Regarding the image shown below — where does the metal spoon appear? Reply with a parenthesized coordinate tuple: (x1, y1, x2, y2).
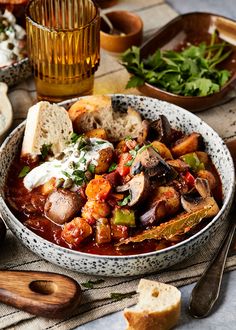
(189, 195, 236, 318)
(100, 10, 114, 34)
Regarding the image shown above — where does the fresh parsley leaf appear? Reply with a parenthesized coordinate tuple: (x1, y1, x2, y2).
(138, 144, 152, 154)
(108, 163, 117, 172)
(81, 279, 105, 289)
(125, 135, 132, 141)
(118, 194, 131, 206)
(72, 169, 86, 185)
(121, 34, 232, 97)
(126, 75, 145, 89)
(76, 135, 88, 150)
(95, 140, 106, 145)
(40, 144, 52, 160)
(125, 159, 133, 167)
(70, 132, 80, 143)
(62, 170, 71, 178)
(88, 163, 95, 173)
(110, 291, 136, 301)
(18, 166, 30, 178)
(124, 148, 139, 166)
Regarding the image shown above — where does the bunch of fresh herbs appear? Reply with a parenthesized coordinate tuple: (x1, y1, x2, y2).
(121, 32, 232, 96)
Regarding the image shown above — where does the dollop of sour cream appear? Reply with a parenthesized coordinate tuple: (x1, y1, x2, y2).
(24, 137, 113, 191)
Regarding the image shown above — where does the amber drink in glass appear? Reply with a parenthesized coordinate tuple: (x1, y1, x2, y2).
(26, 0, 100, 102)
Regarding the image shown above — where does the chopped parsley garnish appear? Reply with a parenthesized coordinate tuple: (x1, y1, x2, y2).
(76, 135, 88, 150)
(88, 163, 96, 173)
(70, 132, 80, 143)
(125, 135, 132, 141)
(118, 194, 131, 206)
(40, 144, 52, 160)
(72, 170, 86, 185)
(108, 162, 117, 172)
(124, 147, 140, 167)
(81, 279, 105, 289)
(95, 140, 107, 145)
(110, 291, 136, 301)
(18, 166, 30, 178)
(62, 170, 70, 178)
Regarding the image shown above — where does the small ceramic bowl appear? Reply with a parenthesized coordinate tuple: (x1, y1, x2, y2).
(0, 95, 235, 277)
(0, 83, 13, 144)
(0, 57, 31, 88)
(100, 10, 143, 54)
(136, 12, 236, 112)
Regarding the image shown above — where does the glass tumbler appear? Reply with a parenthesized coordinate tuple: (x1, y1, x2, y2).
(26, 0, 100, 102)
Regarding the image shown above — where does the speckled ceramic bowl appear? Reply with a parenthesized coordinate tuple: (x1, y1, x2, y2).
(0, 57, 31, 87)
(0, 95, 235, 276)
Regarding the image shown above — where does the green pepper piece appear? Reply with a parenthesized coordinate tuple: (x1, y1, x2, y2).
(112, 208, 136, 227)
(181, 152, 205, 172)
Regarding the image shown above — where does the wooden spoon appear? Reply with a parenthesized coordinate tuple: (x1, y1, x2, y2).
(0, 218, 81, 318)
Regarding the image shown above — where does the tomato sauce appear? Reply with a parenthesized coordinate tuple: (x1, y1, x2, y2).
(5, 142, 223, 256)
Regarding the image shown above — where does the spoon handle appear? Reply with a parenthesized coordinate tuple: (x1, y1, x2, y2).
(0, 270, 81, 318)
(189, 209, 236, 318)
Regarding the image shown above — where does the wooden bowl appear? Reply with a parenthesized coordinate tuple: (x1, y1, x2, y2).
(137, 12, 236, 112)
(100, 10, 143, 54)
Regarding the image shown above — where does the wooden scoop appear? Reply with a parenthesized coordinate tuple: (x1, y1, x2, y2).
(0, 218, 82, 318)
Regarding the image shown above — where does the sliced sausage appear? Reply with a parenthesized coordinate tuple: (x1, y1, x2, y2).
(44, 189, 84, 225)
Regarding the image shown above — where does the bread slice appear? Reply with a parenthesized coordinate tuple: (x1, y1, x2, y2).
(68, 95, 143, 141)
(21, 101, 73, 157)
(124, 279, 181, 330)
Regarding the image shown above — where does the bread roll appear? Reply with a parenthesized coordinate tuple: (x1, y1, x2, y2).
(21, 101, 73, 157)
(124, 279, 181, 330)
(68, 95, 143, 142)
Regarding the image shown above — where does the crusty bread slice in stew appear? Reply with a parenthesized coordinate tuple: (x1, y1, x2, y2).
(68, 95, 143, 142)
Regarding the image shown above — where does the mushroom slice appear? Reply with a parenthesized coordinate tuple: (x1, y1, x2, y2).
(181, 178, 219, 218)
(195, 177, 211, 198)
(148, 115, 172, 144)
(140, 200, 166, 226)
(140, 186, 180, 226)
(131, 145, 176, 179)
(116, 172, 149, 206)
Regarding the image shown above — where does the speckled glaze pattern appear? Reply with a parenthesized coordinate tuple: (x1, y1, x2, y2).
(0, 58, 32, 87)
(0, 95, 235, 276)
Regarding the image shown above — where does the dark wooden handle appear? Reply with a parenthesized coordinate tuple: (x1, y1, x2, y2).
(0, 271, 82, 318)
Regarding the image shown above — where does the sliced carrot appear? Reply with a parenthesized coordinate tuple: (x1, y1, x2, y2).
(85, 177, 112, 201)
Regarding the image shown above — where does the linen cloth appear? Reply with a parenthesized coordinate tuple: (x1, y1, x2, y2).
(1, 0, 236, 329)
